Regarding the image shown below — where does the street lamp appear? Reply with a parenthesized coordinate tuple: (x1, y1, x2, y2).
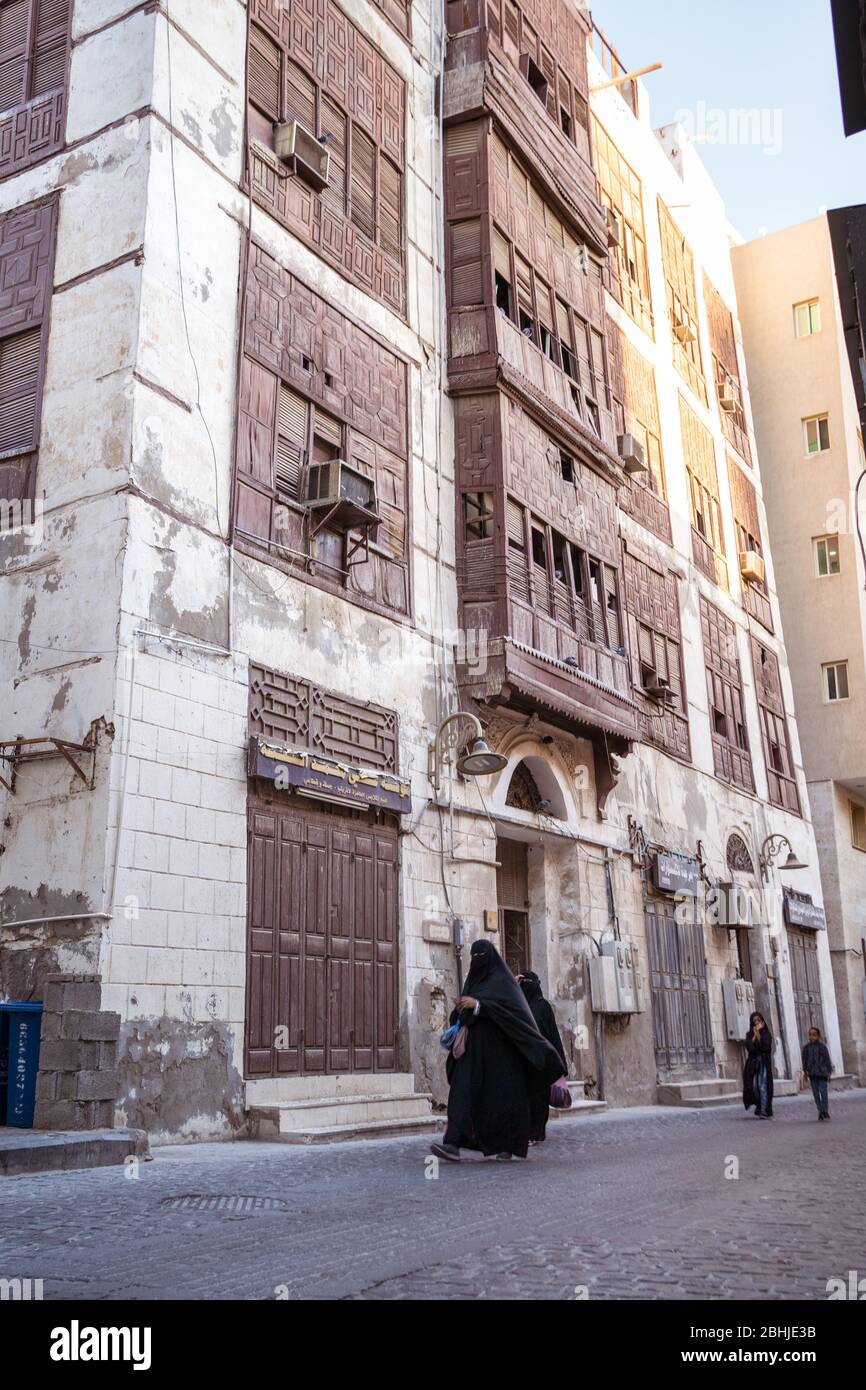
(428, 712, 508, 793)
(759, 833, 807, 882)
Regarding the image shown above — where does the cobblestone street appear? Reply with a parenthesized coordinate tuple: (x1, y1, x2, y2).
(2, 1090, 865, 1301)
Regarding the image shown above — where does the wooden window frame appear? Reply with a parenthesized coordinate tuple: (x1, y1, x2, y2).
(851, 800, 866, 853)
(0, 0, 72, 181)
(592, 117, 653, 336)
(659, 199, 706, 404)
(700, 596, 754, 793)
(751, 638, 801, 815)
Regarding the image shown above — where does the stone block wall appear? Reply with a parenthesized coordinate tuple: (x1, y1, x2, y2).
(34, 975, 120, 1131)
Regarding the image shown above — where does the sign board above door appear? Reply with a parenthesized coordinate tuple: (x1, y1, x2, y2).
(248, 736, 412, 814)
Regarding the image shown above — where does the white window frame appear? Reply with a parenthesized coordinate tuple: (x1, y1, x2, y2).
(803, 413, 830, 456)
(823, 660, 850, 703)
(794, 299, 821, 338)
(813, 534, 841, 578)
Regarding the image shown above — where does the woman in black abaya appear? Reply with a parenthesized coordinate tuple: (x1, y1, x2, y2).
(743, 1011, 774, 1118)
(519, 971, 568, 1142)
(431, 940, 563, 1163)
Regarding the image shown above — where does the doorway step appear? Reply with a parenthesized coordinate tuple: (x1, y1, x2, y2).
(657, 1078, 741, 1107)
(245, 1073, 441, 1144)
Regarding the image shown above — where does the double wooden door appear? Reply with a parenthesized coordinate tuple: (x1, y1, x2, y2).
(245, 797, 398, 1077)
(645, 898, 715, 1072)
(788, 928, 825, 1048)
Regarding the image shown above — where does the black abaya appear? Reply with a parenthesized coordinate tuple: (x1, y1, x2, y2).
(443, 941, 563, 1158)
(520, 972, 567, 1142)
(742, 1025, 774, 1114)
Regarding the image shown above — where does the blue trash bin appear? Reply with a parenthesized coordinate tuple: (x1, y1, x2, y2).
(0, 1003, 44, 1127)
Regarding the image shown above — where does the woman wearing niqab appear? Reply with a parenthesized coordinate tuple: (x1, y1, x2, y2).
(519, 971, 568, 1142)
(431, 939, 563, 1163)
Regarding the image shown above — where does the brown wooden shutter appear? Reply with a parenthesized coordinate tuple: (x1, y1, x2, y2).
(249, 23, 281, 121)
(275, 385, 307, 498)
(378, 153, 402, 263)
(493, 228, 511, 283)
(319, 95, 346, 216)
(286, 57, 316, 133)
(0, 327, 40, 455)
(0, 0, 29, 111)
(449, 218, 482, 306)
(32, 0, 69, 98)
(313, 405, 342, 451)
(350, 124, 376, 241)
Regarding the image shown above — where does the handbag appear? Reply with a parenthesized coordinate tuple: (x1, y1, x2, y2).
(439, 1022, 460, 1051)
(452, 1025, 468, 1059)
(549, 1077, 572, 1110)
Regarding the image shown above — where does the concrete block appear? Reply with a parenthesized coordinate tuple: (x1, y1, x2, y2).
(77, 1070, 119, 1102)
(66, 1010, 122, 1042)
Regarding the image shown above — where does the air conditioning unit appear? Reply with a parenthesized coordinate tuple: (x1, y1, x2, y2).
(718, 381, 738, 413)
(643, 673, 674, 704)
(739, 549, 765, 585)
(722, 979, 755, 1042)
(606, 206, 622, 247)
(588, 956, 620, 1013)
(618, 433, 647, 477)
(673, 321, 696, 345)
(302, 459, 379, 531)
(274, 121, 331, 191)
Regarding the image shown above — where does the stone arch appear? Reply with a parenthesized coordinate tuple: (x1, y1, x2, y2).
(492, 743, 572, 822)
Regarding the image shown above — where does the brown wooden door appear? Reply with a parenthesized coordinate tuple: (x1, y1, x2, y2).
(245, 797, 398, 1077)
(788, 928, 825, 1048)
(497, 839, 530, 976)
(645, 898, 715, 1072)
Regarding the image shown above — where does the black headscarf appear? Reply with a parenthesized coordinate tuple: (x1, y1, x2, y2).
(520, 971, 567, 1071)
(443, 941, 563, 1157)
(462, 940, 536, 1022)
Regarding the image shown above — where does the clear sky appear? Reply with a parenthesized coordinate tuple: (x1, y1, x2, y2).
(589, 0, 864, 240)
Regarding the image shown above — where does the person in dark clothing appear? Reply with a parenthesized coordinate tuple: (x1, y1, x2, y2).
(802, 1026, 833, 1120)
(518, 971, 567, 1143)
(431, 941, 563, 1163)
(743, 1011, 774, 1118)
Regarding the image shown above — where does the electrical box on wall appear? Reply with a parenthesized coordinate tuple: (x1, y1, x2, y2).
(722, 979, 755, 1041)
(589, 956, 620, 1013)
(590, 938, 645, 1014)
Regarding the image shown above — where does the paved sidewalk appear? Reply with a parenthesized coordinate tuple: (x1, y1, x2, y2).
(1, 1090, 864, 1300)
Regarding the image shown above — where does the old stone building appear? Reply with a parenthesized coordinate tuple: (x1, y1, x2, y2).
(734, 208, 866, 1085)
(0, 1, 844, 1144)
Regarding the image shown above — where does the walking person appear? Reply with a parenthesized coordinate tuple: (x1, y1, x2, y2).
(518, 971, 568, 1143)
(802, 1026, 833, 1120)
(743, 1011, 774, 1119)
(431, 940, 563, 1164)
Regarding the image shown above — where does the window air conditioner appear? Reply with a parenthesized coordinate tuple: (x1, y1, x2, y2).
(718, 381, 738, 413)
(302, 459, 379, 531)
(274, 121, 331, 192)
(643, 673, 675, 703)
(618, 433, 647, 477)
(606, 206, 622, 248)
(739, 550, 765, 585)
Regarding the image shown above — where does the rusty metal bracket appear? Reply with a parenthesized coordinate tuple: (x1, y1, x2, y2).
(0, 720, 101, 794)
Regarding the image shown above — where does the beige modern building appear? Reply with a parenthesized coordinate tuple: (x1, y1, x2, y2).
(734, 213, 866, 1083)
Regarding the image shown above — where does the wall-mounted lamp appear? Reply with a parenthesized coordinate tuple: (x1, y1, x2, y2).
(428, 712, 508, 794)
(759, 833, 807, 882)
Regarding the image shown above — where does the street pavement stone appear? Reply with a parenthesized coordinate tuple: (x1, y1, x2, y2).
(1, 1091, 864, 1300)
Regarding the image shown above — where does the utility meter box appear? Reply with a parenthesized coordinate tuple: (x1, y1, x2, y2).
(589, 956, 620, 1013)
(630, 941, 647, 1013)
(602, 939, 634, 1012)
(722, 979, 755, 1042)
